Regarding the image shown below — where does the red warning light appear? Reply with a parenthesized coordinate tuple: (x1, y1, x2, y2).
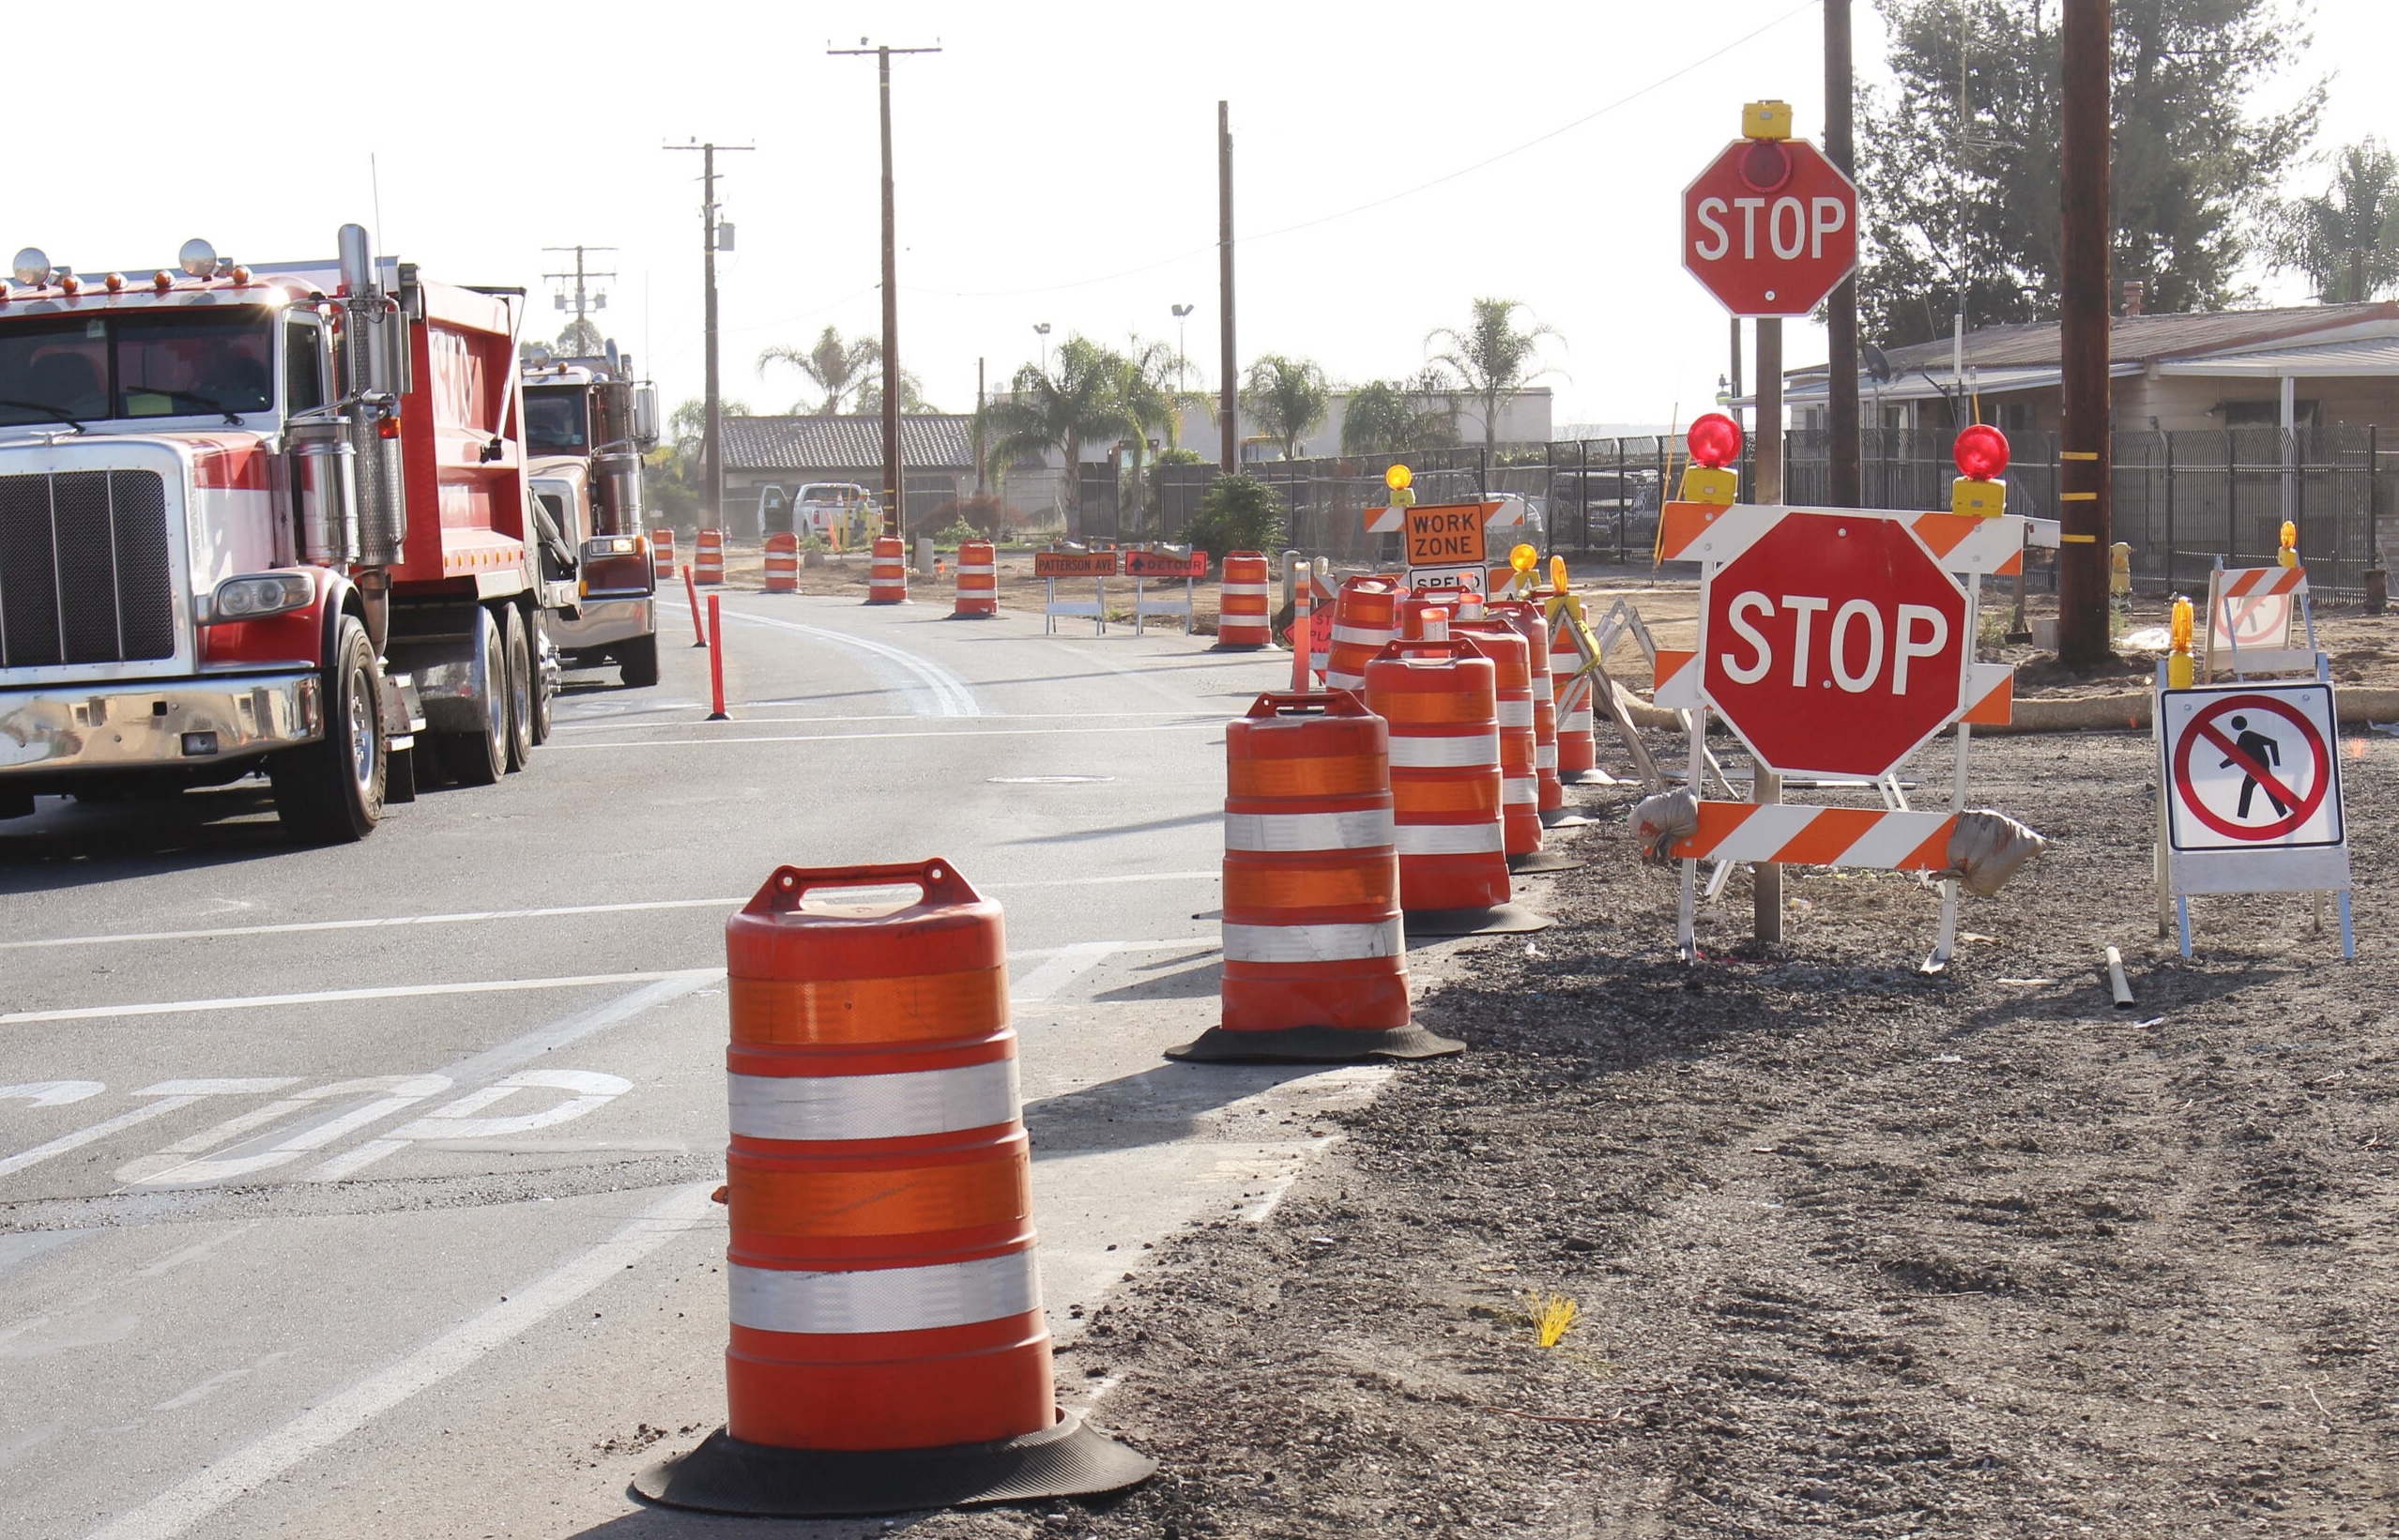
(1688, 412, 1744, 470)
(1954, 423, 2009, 481)
(1738, 139, 1792, 192)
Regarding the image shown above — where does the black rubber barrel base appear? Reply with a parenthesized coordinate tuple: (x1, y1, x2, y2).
(1403, 903, 1553, 937)
(1167, 1022, 1464, 1062)
(632, 1409, 1155, 1518)
(1208, 640, 1276, 652)
(1509, 850, 1585, 874)
(945, 612, 1000, 620)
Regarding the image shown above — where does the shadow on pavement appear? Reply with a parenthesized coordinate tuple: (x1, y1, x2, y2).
(572, 1495, 936, 1538)
(1091, 953, 1220, 1003)
(1023, 1058, 1322, 1158)
(0, 786, 298, 888)
(1007, 812, 1218, 846)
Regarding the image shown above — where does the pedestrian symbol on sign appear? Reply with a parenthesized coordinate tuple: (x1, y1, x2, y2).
(2219, 714, 2289, 820)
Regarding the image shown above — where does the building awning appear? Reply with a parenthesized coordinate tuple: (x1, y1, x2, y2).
(2154, 337, 2399, 378)
(1765, 362, 2140, 409)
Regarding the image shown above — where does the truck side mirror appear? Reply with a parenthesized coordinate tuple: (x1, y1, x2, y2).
(632, 386, 659, 451)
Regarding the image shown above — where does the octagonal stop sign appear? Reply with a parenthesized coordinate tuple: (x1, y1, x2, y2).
(1700, 511, 1969, 777)
(1683, 137, 1858, 317)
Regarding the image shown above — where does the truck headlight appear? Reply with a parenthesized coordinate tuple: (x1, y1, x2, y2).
(582, 536, 638, 557)
(206, 572, 314, 623)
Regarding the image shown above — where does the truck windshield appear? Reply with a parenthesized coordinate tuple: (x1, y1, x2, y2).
(525, 389, 588, 454)
(0, 308, 275, 427)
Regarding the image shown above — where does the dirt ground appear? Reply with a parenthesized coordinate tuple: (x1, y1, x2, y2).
(860, 723, 2399, 1539)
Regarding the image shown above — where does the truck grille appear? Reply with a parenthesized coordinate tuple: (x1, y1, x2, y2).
(0, 470, 176, 669)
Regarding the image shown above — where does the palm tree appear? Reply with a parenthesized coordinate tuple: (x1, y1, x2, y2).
(756, 326, 882, 415)
(1426, 298, 1560, 457)
(1341, 370, 1460, 455)
(1240, 354, 1331, 461)
(855, 370, 936, 415)
(1109, 339, 1183, 532)
(974, 336, 1138, 527)
(2275, 140, 2399, 304)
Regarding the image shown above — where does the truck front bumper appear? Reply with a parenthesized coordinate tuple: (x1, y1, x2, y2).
(0, 673, 321, 780)
(553, 596, 655, 655)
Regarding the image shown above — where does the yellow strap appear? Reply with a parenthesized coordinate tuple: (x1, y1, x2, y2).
(2060, 450, 2101, 461)
(2060, 492, 2099, 500)
(2060, 533, 2099, 543)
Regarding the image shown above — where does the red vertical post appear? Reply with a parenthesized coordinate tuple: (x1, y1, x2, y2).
(707, 593, 729, 721)
(1290, 565, 1312, 692)
(684, 563, 708, 648)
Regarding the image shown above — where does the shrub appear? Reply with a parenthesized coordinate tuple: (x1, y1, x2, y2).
(1184, 473, 1287, 560)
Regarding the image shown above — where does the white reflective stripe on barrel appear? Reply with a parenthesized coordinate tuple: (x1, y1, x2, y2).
(1331, 624, 1391, 646)
(1395, 822, 1505, 854)
(958, 564, 997, 575)
(1221, 583, 1269, 596)
(728, 1060, 1020, 1142)
(730, 1251, 1040, 1335)
(1386, 730, 1499, 769)
(1561, 709, 1594, 731)
(1535, 745, 1557, 769)
(1496, 700, 1534, 728)
(1225, 808, 1395, 852)
(1221, 918, 1404, 963)
(1502, 776, 1537, 803)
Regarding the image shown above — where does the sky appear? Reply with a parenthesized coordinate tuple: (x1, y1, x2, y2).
(6, 0, 2389, 435)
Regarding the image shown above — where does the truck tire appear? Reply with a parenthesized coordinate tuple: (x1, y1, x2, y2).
(435, 606, 509, 787)
(618, 633, 661, 689)
(503, 603, 535, 771)
(271, 616, 386, 843)
(527, 615, 555, 747)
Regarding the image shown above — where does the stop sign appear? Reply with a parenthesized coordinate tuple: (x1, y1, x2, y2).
(1682, 138, 1858, 317)
(1700, 511, 1968, 777)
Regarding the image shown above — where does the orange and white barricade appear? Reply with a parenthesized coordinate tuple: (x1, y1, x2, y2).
(1457, 620, 1542, 861)
(953, 541, 998, 618)
(2202, 564, 2312, 680)
(1172, 693, 1458, 1063)
(1667, 804, 1962, 871)
(634, 861, 1154, 1518)
(651, 527, 677, 582)
(1214, 550, 1273, 648)
(1548, 611, 1598, 782)
(1365, 635, 1547, 936)
(762, 531, 800, 594)
(695, 528, 725, 587)
(866, 535, 908, 604)
(1323, 577, 1401, 694)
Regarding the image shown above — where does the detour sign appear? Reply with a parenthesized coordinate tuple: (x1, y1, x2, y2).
(1403, 503, 1490, 569)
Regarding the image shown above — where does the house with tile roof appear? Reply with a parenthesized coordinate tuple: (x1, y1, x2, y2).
(716, 414, 979, 536)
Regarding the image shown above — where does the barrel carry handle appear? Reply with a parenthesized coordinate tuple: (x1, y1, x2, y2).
(746, 858, 983, 916)
(1245, 689, 1371, 720)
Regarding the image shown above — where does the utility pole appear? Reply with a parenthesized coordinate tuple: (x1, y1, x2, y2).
(2057, 0, 2112, 666)
(1218, 100, 1238, 475)
(832, 39, 941, 541)
(665, 142, 751, 533)
(975, 356, 986, 497)
(542, 245, 618, 352)
(1824, 0, 1862, 509)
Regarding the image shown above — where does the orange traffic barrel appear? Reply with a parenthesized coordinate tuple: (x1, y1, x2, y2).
(1550, 606, 1599, 783)
(1213, 550, 1272, 649)
(1323, 576, 1400, 694)
(1494, 602, 1568, 813)
(1456, 620, 1541, 860)
(953, 541, 998, 618)
(1172, 692, 1459, 1064)
(695, 528, 726, 587)
(634, 860, 1154, 1518)
(651, 527, 677, 582)
(866, 536, 908, 604)
(763, 531, 800, 594)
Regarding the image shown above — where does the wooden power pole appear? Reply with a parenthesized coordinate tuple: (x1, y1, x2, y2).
(1218, 101, 1238, 475)
(1824, 0, 1862, 509)
(2057, 0, 2114, 665)
(832, 40, 941, 540)
(665, 141, 751, 532)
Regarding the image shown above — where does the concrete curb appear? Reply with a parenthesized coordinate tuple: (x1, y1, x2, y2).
(1615, 680, 2399, 737)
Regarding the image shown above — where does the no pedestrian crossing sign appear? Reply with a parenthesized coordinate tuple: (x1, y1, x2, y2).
(2161, 684, 2343, 853)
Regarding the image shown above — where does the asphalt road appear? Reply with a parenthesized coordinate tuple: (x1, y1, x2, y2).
(0, 584, 1400, 1539)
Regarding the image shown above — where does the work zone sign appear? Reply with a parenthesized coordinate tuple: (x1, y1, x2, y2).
(2161, 685, 2344, 853)
(1364, 499, 1521, 599)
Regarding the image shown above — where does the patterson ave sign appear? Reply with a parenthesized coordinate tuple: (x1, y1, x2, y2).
(1700, 511, 1970, 778)
(1682, 136, 1859, 318)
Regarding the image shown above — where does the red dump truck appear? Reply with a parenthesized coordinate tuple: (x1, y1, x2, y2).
(0, 224, 553, 841)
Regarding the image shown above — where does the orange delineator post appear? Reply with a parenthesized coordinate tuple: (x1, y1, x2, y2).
(651, 527, 677, 582)
(707, 594, 728, 721)
(762, 532, 801, 594)
(866, 536, 908, 604)
(1171, 693, 1459, 1063)
(1214, 550, 1272, 648)
(954, 541, 998, 617)
(1289, 570, 1314, 692)
(634, 861, 1154, 1517)
(695, 528, 726, 587)
(683, 564, 708, 648)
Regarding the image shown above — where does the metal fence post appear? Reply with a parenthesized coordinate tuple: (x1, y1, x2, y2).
(1615, 438, 1628, 566)
(2163, 433, 2176, 596)
(2226, 426, 2238, 568)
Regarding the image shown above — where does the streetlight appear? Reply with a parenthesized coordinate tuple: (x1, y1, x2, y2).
(1033, 321, 1051, 376)
(1170, 303, 1194, 389)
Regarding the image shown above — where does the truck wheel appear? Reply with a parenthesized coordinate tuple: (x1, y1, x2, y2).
(435, 607, 509, 787)
(271, 616, 386, 843)
(503, 604, 535, 771)
(527, 618, 555, 747)
(618, 634, 661, 689)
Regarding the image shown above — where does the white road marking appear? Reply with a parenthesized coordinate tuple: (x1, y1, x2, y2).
(0, 1080, 106, 1108)
(0, 1082, 298, 1180)
(4, 876, 1213, 952)
(555, 709, 1215, 733)
(132, 1077, 455, 1187)
(696, 603, 982, 717)
(79, 1182, 718, 1540)
(313, 1070, 634, 1182)
(0, 969, 723, 1026)
(1010, 942, 1124, 1003)
(552, 721, 1223, 750)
